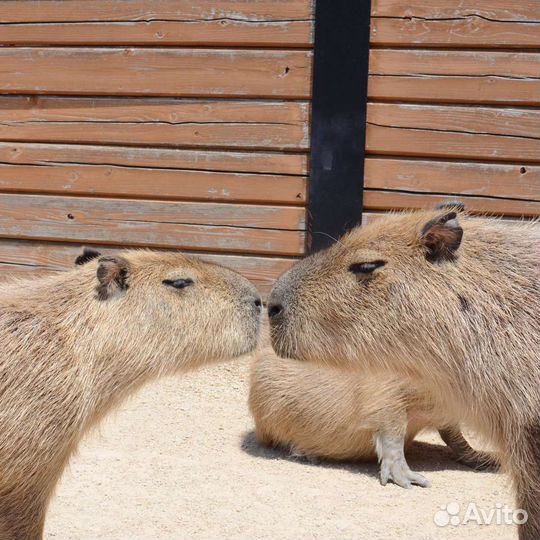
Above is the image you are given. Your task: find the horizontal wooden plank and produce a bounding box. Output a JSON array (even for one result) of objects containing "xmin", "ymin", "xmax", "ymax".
[
  {"xmin": 0, "ymin": 1, "xmax": 312, "ymax": 23},
  {"xmin": 364, "ymin": 190, "xmax": 540, "ymax": 217},
  {"xmin": 0, "ymin": 21, "xmax": 311, "ymax": 48},
  {"xmin": 6, "ymin": 0, "xmax": 538, "ymax": 50},
  {"xmin": 0, "ymin": 0, "xmax": 313, "ymax": 47},
  {"xmin": 368, "ymin": 76, "xmax": 539, "ymax": 106},
  {"xmin": 372, "ymin": 0, "xmax": 539, "ymax": 47},
  {"xmin": 2, "ymin": 48, "xmax": 535, "ymax": 104},
  {"xmin": 0, "ymin": 238, "xmax": 296, "ymax": 296},
  {"xmin": 365, "ymin": 158, "xmax": 540, "ymax": 201},
  {"xmin": 368, "ymin": 103, "xmax": 540, "ymax": 139},
  {"xmin": 372, "ymin": 0, "xmax": 540, "ymax": 22},
  {"xmin": 0, "ymin": 142, "xmax": 308, "ymax": 176},
  {"xmin": 369, "ymin": 50, "xmax": 540, "ymax": 105},
  {"xmin": 371, "ymin": 49, "xmax": 540, "ymax": 78},
  {"xmin": 366, "ymin": 125, "xmax": 539, "ymax": 162},
  {"xmin": 0, "ymin": 163, "xmax": 307, "ymax": 205},
  {"xmin": 371, "ymin": 17, "xmax": 540, "ymax": 48},
  {"xmin": 366, "ymin": 103, "xmax": 540, "ymax": 162},
  {"xmin": 0, "ymin": 48, "xmax": 312, "ymax": 98},
  {"xmin": 0, "ymin": 194, "xmax": 306, "ymax": 256},
  {"xmin": 0, "ymin": 19, "xmax": 312, "ymax": 48},
  {"xmin": 0, "ymin": 97, "xmax": 309, "ymax": 150}
]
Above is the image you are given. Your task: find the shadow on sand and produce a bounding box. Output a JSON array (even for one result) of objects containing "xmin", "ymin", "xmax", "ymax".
[{"xmin": 240, "ymin": 430, "xmax": 495, "ymax": 481}]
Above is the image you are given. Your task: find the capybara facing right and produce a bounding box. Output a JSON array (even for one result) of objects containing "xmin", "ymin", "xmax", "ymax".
[
  {"xmin": 0, "ymin": 249, "xmax": 261, "ymax": 539},
  {"xmin": 268, "ymin": 210, "xmax": 539, "ymax": 540}
]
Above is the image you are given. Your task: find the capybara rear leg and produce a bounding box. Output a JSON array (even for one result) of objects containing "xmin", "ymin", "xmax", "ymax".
[{"xmin": 438, "ymin": 427, "xmax": 499, "ymax": 471}]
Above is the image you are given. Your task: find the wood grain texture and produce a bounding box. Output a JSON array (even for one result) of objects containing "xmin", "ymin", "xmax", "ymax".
[
  {"xmin": 368, "ymin": 76, "xmax": 539, "ymax": 105},
  {"xmin": 372, "ymin": 0, "xmax": 540, "ymax": 21},
  {"xmin": 0, "ymin": 0, "xmax": 313, "ymax": 48},
  {"xmin": 371, "ymin": 17, "xmax": 540, "ymax": 48},
  {"xmin": 368, "ymin": 103, "xmax": 540, "ymax": 139},
  {"xmin": 0, "ymin": 97, "xmax": 309, "ymax": 150},
  {"xmin": 0, "ymin": 142, "xmax": 308, "ymax": 176},
  {"xmin": 364, "ymin": 190, "xmax": 540, "ymax": 216},
  {"xmin": 0, "ymin": 238, "xmax": 295, "ymax": 296},
  {"xmin": 366, "ymin": 103, "xmax": 540, "ymax": 162},
  {"xmin": 365, "ymin": 158, "xmax": 540, "ymax": 201},
  {"xmin": 0, "ymin": 1, "xmax": 312, "ymax": 23},
  {"xmin": 369, "ymin": 50, "xmax": 540, "ymax": 105},
  {"xmin": 0, "ymin": 163, "xmax": 307, "ymax": 205},
  {"xmin": 0, "ymin": 21, "xmax": 312, "ymax": 48},
  {"xmin": 371, "ymin": 49, "xmax": 540, "ymax": 78},
  {"xmin": 372, "ymin": 0, "xmax": 539, "ymax": 47},
  {"xmin": 0, "ymin": 48, "xmax": 312, "ymax": 98},
  {"xmin": 1, "ymin": 49, "xmax": 535, "ymax": 103},
  {"xmin": 4, "ymin": 0, "xmax": 538, "ymax": 49},
  {"xmin": 0, "ymin": 194, "xmax": 306, "ymax": 256}
]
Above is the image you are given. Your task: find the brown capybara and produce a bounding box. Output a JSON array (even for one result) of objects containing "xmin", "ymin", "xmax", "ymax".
[
  {"xmin": 267, "ymin": 210, "xmax": 539, "ymax": 540},
  {"xmin": 249, "ymin": 351, "xmax": 496, "ymax": 488},
  {"xmin": 0, "ymin": 248, "xmax": 261, "ymax": 539}
]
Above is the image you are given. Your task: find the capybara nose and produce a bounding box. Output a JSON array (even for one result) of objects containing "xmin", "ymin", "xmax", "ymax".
[
  {"xmin": 267, "ymin": 302, "xmax": 283, "ymax": 319},
  {"xmin": 244, "ymin": 294, "xmax": 262, "ymax": 313}
]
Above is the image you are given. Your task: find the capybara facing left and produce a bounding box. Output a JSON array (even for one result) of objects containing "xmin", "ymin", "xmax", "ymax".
[
  {"xmin": 0, "ymin": 248, "xmax": 261, "ymax": 539},
  {"xmin": 268, "ymin": 210, "xmax": 539, "ymax": 540}
]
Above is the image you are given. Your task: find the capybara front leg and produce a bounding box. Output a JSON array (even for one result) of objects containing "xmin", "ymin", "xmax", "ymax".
[{"xmin": 375, "ymin": 417, "xmax": 430, "ymax": 489}]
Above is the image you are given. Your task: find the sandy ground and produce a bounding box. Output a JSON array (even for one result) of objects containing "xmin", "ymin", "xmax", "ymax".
[{"xmin": 45, "ymin": 359, "xmax": 517, "ymax": 540}]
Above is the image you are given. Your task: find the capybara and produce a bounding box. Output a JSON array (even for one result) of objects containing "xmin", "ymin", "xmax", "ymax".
[
  {"xmin": 249, "ymin": 351, "xmax": 496, "ymax": 488},
  {"xmin": 267, "ymin": 210, "xmax": 539, "ymax": 539},
  {"xmin": 0, "ymin": 248, "xmax": 261, "ymax": 539}
]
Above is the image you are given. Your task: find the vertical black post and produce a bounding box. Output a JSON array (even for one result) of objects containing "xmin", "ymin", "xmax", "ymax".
[{"xmin": 307, "ymin": 0, "xmax": 371, "ymax": 253}]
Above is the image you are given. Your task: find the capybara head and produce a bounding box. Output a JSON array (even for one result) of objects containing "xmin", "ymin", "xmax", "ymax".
[
  {"xmin": 73, "ymin": 249, "xmax": 262, "ymax": 370},
  {"xmin": 267, "ymin": 207, "xmax": 529, "ymax": 369}
]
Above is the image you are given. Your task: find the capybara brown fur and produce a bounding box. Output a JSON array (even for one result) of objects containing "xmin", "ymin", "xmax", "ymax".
[
  {"xmin": 0, "ymin": 249, "xmax": 261, "ymax": 539},
  {"xmin": 268, "ymin": 210, "xmax": 539, "ymax": 540},
  {"xmin": 249, "ymin": 351, "xmax": 496, "ymax": 484}
]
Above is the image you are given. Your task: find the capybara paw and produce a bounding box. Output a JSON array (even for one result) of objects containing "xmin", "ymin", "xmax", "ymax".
[{"xmin": 379, "ymin": 457, "xmax": 431, "ymax": 489}]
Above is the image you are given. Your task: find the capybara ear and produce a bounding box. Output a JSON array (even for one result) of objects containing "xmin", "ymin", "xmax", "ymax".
[
  {"xmin": 95, "ymin": 256, "xmax": 130, "ymax": 300},
  {"xmin": 420, "ymin": 212, "xmax": 463, "ymax": 263},
  {"xmin": 436, "ymin": 201, "xmax": 465, "ymax": 213},
  {"xmin": 75, "ymin": 247, "xmax": 102, "ymax": 266}
]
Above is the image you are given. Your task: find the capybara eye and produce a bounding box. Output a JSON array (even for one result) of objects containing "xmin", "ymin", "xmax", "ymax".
[
  {"xmin": 162, "ymin": 278, "xmax": 194, "ymax": 289},
  {"xmin": 348, "ymin": 261, "xmax": 386, "ymax": 274}
]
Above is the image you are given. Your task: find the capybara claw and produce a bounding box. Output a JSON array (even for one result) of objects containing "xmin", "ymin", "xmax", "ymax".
[{"xmin": 379, "ymin": 456, "xmax": 430, "ymax": 489}]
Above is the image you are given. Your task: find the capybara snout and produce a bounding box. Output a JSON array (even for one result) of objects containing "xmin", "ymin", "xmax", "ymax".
[{"xmin": 76, "ymin": 249, "xmax": 263, "ymax": 365}]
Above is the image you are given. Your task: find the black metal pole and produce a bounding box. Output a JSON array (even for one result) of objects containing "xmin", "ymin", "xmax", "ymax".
[{"xmin": 307, "ymin": 0, "xmax": 371, "ymax": 253}]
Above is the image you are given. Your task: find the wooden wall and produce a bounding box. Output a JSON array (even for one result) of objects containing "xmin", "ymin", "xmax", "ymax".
[
  {"xmin": 0, "ymin": 0, "xmax": 314, "ymax": 295},
  {"xmin": 364, "ymin": 0, "xmax": 540, "ymax": 218},
  {"xmin": 0, "ymin": 0, "xmax": 538, "ymax": 293}
]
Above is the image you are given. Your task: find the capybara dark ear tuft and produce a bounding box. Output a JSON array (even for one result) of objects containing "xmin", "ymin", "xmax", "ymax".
[
  {"xmin": 75, "ymin": 247, "xmax": 102, "ymax": 266},
  {"xmin": 436, "ymin": 201, "xmax": 465, "ymax": 213},
  {"xmin": 420, "ymin": 212, "xmax": 463, "ymax": 263},
  {"xmin": 95, "ymin": 256, "xmax": 130, "ymax": 300}
]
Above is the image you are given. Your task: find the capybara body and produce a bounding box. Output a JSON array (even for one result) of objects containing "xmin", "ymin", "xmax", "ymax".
[
  {"xmin": 250, "ymin": 352, "xmax": 495, "ymax": 471},
  {"xmin": 250, "ymin": 352, "xmax": 432, "ymax": 461},
  {"xmin": 0, "ymin": 249, "xmax": 261, "ymax": 539},
  {"xmin": 268, "ymin": 211, "xmax": 539, "ymax": 539}
]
